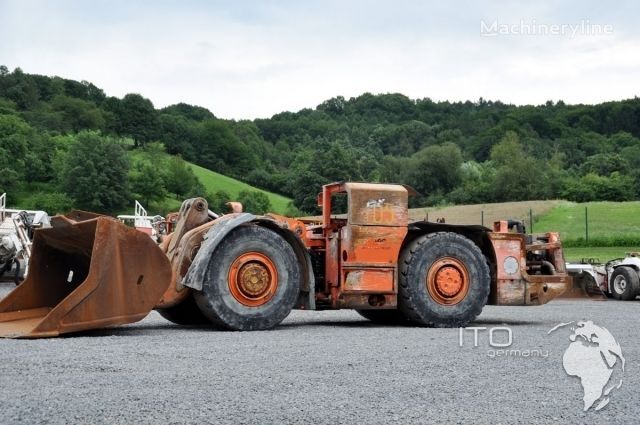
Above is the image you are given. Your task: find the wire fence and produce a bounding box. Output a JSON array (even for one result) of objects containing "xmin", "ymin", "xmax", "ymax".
[{"xmin": 418, "ymin": 203, "xmax": 640, "ymax": 247}]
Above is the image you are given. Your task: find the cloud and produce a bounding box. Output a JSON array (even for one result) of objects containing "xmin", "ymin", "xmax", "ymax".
[{"xmin": 0, "ymin": 0, "xmax": 638, "ymax": 119}]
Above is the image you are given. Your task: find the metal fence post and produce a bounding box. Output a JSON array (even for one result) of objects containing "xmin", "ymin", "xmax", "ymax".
[
  {"xmin": 585, "ymin": 206, "xmax": 589, "ymax": 242},
  {"xmin": 529, "ymin": 209, "xmax": 533, "ymax": 233}
]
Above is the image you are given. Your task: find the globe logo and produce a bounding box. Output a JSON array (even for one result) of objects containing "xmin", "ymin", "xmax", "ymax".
[{"xmin": 548, "ymin": 320, "xmax": 625, "ymax": 411}]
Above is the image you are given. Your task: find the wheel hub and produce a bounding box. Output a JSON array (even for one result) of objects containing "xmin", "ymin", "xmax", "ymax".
[
  {"xmin": 435, "ymin": 266, "xmax": 464, "ymax": 296},
  {"xmin": 238, "ymin": 263, "xmax": 271, "ymax": 297},
  {"xmin": 228, "ymin": 252, "xmax": 278, "ymax": 307},
  {"xmin": 613, "ymin": 275, "xmax": 627, "ymax": 293},
  {"xmin": 426, "ymin": 257, "xmax": 470, "ymax": 305}
]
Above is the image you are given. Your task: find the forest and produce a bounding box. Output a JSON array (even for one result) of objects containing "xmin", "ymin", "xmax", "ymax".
[{"xmin": 1, "ymin": 65, "xmax": 639, "ymax": 215}]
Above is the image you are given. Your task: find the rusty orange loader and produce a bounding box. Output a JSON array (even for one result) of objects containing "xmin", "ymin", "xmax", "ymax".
[{"xmin": 0, "ymin": 182, "xmax": 571, "ymax": 337}]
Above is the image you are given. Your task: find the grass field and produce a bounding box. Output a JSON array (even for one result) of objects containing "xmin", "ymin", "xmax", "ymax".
[
  {"xmin": 409, "ymin": 200, "xmax": 564, "ymax": 227},
  {"xmin": 533, "ymin": 201, "xmax": 640, "ymax": 242},
  {"xmin": 410, "ymin": 200, "xmax": 639, "ymax": 262},
  {"xmin": 563, "ymin": 246, "xmax": 640, "ymax": 263}
]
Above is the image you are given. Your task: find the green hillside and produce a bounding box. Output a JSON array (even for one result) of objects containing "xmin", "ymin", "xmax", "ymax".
[
  {"xmin": 187, "ymin": 163, "xmax": 291, "ymax": 214},
  {"xmin": 2, "ymin": 68, "xmax": 640, "ymax": 222},
  {"xmin": 127, "ymin": 149, "xmax": 291, "ymax": 215}
]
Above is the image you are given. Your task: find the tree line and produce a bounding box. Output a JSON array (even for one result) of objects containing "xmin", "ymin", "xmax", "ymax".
[{"xmin": 1, "ymin": 65, "xmax": 639, "ymax": 215}]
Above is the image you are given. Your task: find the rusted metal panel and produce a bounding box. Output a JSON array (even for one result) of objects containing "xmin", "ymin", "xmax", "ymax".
[
  {"xmin": 336, "ymin": 225, "xmax": 404, "ymax": 297},
  {"xmin": 345, "ymin": 183, "xmax": 408, "ymax": 227},
  {"xmin": 156, "ymin": 220, "xmax": 214, "ymax": 308},
  {"xmin": 490, "ymin": 235, "xmax": 526, "ymax": 281},
  {"xmin": 0, "ymin": 215, "xmax": 171, "ymax": 338},
  {"xmin": 337, "ymin": 293, "xmax": 398, "ymax": 309},
  {"xmin": 326, "ymin": 232, "xmax": 340, "ymax": 288},
  {"xmin": 156, "ymin": 198, "xmax": 212, "ymax": 308},
  {"xmin": 342, "ymin": 268, "xmax": 395, "ymax": 292},
  {"xmin": 488, "ymin": 230, "xmax": 571, "ymax": 306},
  {"xmin": 341, "ymin": 225, "xmax": 407, "ymax": 266},
  {"xmin": 316, "ymin": 183, "xmax": 409, "ymax": 309},
  {"xmin": 156, "ymin": 198, "xmax": 211, "ymax": 308},
  {"xmin": 264, "ymin": 214, "xmax": 308, "ymax": 243},
  {"xmin": 166, "ymin": 198, "xmax": 209, "ymax": 255}
]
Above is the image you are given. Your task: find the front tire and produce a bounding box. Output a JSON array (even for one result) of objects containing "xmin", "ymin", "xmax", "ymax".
[
  {"xmin": 156, "ymin": 294, "xmax": 211, "ymax": 325},
  {"xmin": 610, "ymin": 266, "xmax": 639, "ymax": 300},
  {"xmin": 398, "ymin": 232, "xmax": 490, "ymax": 327},
  {"xmin": 194, "ymin": 225, "xmax": 301, "ymax": 331}
]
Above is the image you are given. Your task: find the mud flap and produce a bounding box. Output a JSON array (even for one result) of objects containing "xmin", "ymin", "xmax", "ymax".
[{"xmin": 0, "ymin": 213, "xmax": 172, "ymax": 338}]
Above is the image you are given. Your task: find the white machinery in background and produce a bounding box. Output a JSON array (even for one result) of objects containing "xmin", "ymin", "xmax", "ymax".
[
  {"xmin": 566, "ymin": 253, "xmax": 640, "ymax": 300},
  {"xmin": 0, "ymin": 193, "xmax": 51, "ymax": 284},
  {"xmin": 603, "ymin": 254, "xmax": 640, "ymax": 300},
  {"xmin": 117, "ymin": 200, "xmax": 166, "ymax": 242}
]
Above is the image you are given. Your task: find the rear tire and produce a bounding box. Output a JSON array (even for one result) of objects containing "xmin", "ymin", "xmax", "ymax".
[
  {"xmin": 156, "ymin": 294, "xmax": 211, "ymax": 325},
  {"xmin": 356, "ymin": 309, "xmax": 408, "ymax": 325},
  {"xmin": 610, "ymin": 266, "xmax": 639, "ymax": 301},
  {"xmin": 399, "ymin": 232, "xmax": 490, "ymax": 327},
  {"xmin": 194, "ymin": 225, "xmax": 301, "ymax": 331}
]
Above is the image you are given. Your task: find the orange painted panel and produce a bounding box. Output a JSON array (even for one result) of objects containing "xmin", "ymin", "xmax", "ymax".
[
  {"xmin": 342, "ymin": 268, "xmax": 395, "ymax": 292},
  {"xmin": 489, "ymin": 234, "xmax": 525, "ymax": 280},
  {"xmin": 341, "ymin": 225, "xmax": 407, "ymax": 265}
]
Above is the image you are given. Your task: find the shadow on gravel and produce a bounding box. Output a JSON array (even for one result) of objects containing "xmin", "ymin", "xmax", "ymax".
[
  {"xmin": 470, "ymin": 318, "xmax": 544, "ymax": 326},
  {"xmin": 57, "ymin": 317, "xmax": 544, "ymax": 339},
  {"xmin": 280, "ymin": 318, "xmax": 544, "ymax": 329},
  {"xmin": 60, "ymin": 323, "xmax": 218, "ymax": 338},
  {"xmin": 279, "ymin": 320, "xmax": 375, "ymax": 329}
]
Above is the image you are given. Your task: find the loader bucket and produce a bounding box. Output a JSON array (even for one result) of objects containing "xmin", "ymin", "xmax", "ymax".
[
  {"xmin": 0, "ymin": 214, "xmax": 172, "ymax": 338},
  {"xmin": 560, "ymin": 272, "xmax": 607, "ymax": 300}
]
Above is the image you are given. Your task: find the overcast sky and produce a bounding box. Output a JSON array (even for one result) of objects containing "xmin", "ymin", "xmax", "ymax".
[{"xmin": 1, "ymin": 0, "xmax": 638, "ymax": 119}]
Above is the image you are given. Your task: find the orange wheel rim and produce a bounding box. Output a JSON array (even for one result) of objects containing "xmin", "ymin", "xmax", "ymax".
[
  {"xmin": 426, "ymin": 257, "xmax": 470, "ymax": 305},
  {"xmin": 228, "ymin": 252, "xmax": 278, "ymax": 307}
]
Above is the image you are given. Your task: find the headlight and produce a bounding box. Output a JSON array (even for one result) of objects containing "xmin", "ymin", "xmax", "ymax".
[{"xmin": 503, "ymin": 256, "xmax": 519, "ymax": 275}]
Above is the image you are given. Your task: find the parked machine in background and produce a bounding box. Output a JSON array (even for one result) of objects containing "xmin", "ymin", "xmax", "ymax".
[
  {"xmin": 0, "ymin": 193, "xmax": 50, "ymax": 284},
  {"xmin": 117, "ymin": 200, "xmax": 167, "ymax": 242},
  {"xmin": 0, "ymin": 182, "xmax": 571, "ymax": 338},
  {"xmin": 568, "ymin": 254, "xmax": 640, "ymax": 300},
  {"xmin": 564, "ymin": 261, "xmax": 606, "ymax": 298},
  {"xmin": 606, "ymin": 254, "xmax": 640, "ymax": 300}
]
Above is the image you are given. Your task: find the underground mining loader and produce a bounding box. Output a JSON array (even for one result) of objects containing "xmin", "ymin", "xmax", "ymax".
[{"xmin": 0, "ymin": 183, "xmax": 571, "ymax": 338}]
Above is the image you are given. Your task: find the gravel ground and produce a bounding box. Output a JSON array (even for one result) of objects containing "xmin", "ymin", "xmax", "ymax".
[{"xmin": 0, "ymin": 282, "xmax": 637, "ymax": 424}]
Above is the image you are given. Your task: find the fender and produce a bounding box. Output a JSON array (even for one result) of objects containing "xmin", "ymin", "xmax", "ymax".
[
  {"xmin": 407, "ymin": 221, "xmax": 495, "ymax": 263},
  {"xmin": 182, "ymin": 213, "xmax": 256, "ymax": 291},
  {"xmin": 182, "ymin": 213, "xmax": 316, "ymax": 310}
]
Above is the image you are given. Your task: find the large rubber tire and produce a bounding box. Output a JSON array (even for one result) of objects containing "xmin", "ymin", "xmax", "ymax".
[
  {"xmin": 610, "ymin": 266, "xmax": 639, "ymax": 301},
  {"xmin": 399, "ymin": 232, "xmax": 490, "ymax": 327},
  {"xmin": 13, "ymin": 259, "xmax": 23, "ymax": 285},
  {"xmin": 156, "ymin": 294, "xmax": 211, "ymax": 325},
  {"xmin": 194, "ymin": 225, "xmax": 301, "ymax": 331},
  {"xmin": 356, "ymin": 309, "xmax": 409, "ymax": 325}
]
